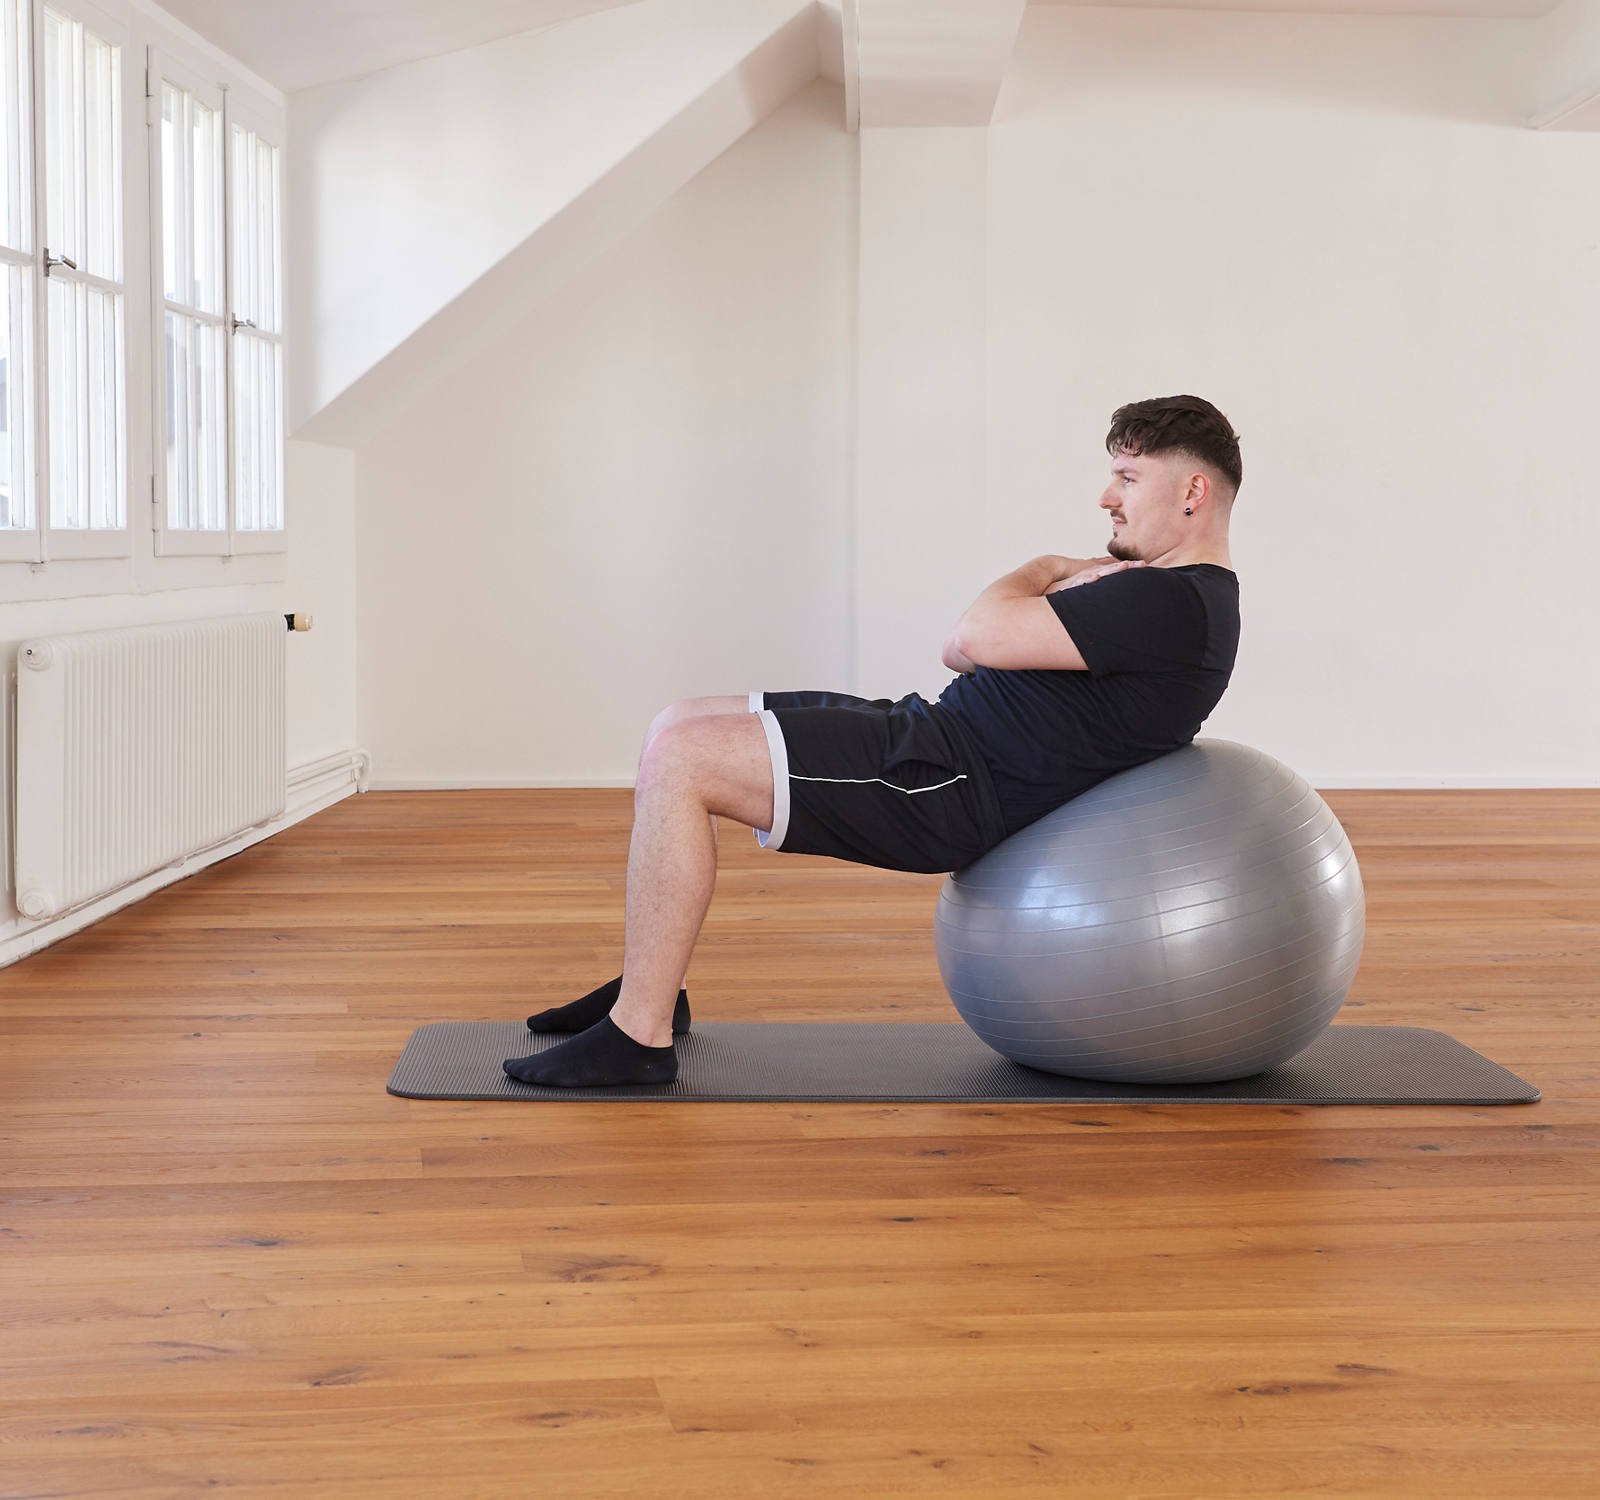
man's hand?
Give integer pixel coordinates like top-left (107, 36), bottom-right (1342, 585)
top-left (1046, 558), bottom-right (1146, 594)
top-left (953, 554), bottom-right (1143, 661)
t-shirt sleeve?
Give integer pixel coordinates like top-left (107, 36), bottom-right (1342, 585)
top-left (1045, 567), bottom-right (1209, 675)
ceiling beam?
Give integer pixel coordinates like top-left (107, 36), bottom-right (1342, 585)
top-left (844, 0), bottom-right (1029, 130)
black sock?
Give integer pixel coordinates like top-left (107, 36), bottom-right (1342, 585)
top-left (504, 1015), bottom-right (678, 1088)
top-left (527, 974), bottom-right (690, 1035)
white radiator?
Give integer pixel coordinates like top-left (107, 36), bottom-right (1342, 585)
top-left (14, 612), bottom-right (287, 922)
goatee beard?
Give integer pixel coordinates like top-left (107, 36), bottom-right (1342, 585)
top-left (1107, 536), bottom-right (1136, 562)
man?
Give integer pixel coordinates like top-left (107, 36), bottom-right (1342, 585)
top-left (506, 394), bottom-right (1242, 1088)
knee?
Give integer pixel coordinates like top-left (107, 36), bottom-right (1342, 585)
top-left (648, 701), bottom-right (688, 737)
top-left (639, 723), bottom-right (702, 791)
top-left (639, 702), bottom-right (688, 769)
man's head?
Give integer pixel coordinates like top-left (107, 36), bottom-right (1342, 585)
top-left (1099, 395), bottom-right (1242, 564)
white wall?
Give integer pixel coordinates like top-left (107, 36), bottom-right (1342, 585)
top-left (287, 0), bottom-right (819, 444)
top-left (854, 127), bottom-right (987, 702)
top-left (357, 78), bottom-right (855, 784)
top-left (354, 6), bottom-right (1597, 790)
top-left (986, 6), bottom-right (1599, 785)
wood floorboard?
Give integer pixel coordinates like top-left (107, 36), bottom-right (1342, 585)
top-left (2, 787), bottom-right (1598, 1497)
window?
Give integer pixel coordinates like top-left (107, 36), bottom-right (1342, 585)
top-left (44, 1), bottom-right (125, 549)
top-left (0, 0), bottom-right (129, 563)
top-left (154, 56), bottom-right (222, 542)
top-left (0, 2), bottom-right (284, 570)
top-left (225, 93), bottom-right (282, 539)
top-left (151, 50), bottom-right (282, 556)
top-left (0, 1), bottom-right (35, 540)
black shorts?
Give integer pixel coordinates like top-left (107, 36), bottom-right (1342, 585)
top-left (746, 689), bottom-right (1009, 875)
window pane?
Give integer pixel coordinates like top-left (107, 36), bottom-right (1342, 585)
top-left (232, 330), bottom-right (281, 532)
top-left (47, 274), bottom-right (121, 529)
top-left (43, 8), bottom-right (81, 268)
top-left (269, 339), bottom-right (282, 528)
top-left (233, 324), bottom-right (253, 529)
top-left (2, 0), bottom-right (31, 254)
top-left (161, 81), bottom-right (219, 316)
top-left (160, 83), bottom-right (179, 303)
top-left (47, 273), bottom-right (80, 527)
top-left (43, 10), bottom-right (119, 274)
top-left (0, 260), bottom-right (33, 527)
top-left (230, 122), bottom-right (280, 335)
top-left (195, 316), bottom-right (222, 527)
top-left (163, 307), bottom-right (188, 526)
top-left (164, 308), bottom-right (223, 530)
top-left (230, 122), bottom-right (247, 325)
top-left (40, 8), bottom-right (123, 533)
top-left (85, 282), bottom-right (121, 526)
top-left (194, 100), bottom-right (219, 314)
top-left (83, 27), bottom-right (118, 281)
top-left (230, 120), bottom-right (282, 534)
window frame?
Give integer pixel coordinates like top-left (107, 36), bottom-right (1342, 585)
top-left (0, 0), bottom-right (38, 561)
top-left (219, 81), bottom-right (283, 556)
top-left (38, 0), bottom-right (131, 561)
top-left (146, 42), bottom-right (225, 558)
top-left (0, 0), bottom-right (133, 565)
top-left (147, 51), bottom-right (286, 560)
top-left (0, 5), bottom-right (286, 589)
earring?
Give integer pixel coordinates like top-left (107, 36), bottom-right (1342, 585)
top-left (1184, 506), bottom-right (1193, 516)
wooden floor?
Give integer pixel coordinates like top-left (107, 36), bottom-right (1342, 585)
top-left (2, 787), bottom-right (1598, 1499)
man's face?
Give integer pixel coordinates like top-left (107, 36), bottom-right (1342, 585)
top-left (1099, 451), bottom-right (1172, 561)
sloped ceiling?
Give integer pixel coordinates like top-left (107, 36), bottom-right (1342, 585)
top-left (154, 0), bottom-right (1593, 129)
top-left (158, 0), bottom-right (1561, 97)
top-left (288, 0), bottom-right (828, 446)
top-left (276, 0), bottom-right (1595, 445)
top-left (151, 0), bottom-right (649, 93)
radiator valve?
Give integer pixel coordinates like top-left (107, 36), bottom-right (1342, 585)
top-left (16, 884), bottom-right (55, 921)
top-left (284, 613), bottom-right (313, 632)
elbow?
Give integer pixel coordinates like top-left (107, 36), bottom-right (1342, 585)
top-left (945, 630), bottom-right (981, 674)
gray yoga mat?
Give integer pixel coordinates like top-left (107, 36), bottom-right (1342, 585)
top-left (386, 1021), bottom-right (1539, 1105)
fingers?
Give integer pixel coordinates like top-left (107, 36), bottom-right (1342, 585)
top-left (1070, 559), bottom-right (1147, 588)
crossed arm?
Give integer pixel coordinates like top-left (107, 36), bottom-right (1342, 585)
top-left (941, 554), bottom-right (1139, 673)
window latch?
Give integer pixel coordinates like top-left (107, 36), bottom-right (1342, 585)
top-left (231, 317), bottom-right (257, 332)
top-left (43, 249), bottom-right (77, 277)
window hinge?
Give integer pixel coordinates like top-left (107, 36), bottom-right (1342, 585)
top-left (150, 473), bottom-right (159, 529)
top-left (145, 67), bottom-right (155, 127)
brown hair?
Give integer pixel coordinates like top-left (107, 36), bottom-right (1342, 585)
top-left (1106, 395), bottom-right (1242, 501)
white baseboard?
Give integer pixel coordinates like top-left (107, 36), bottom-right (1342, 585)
top-left (0, 748), bottom-right (371, 971)
top-left (9, 753), bottom-right (1588, 971)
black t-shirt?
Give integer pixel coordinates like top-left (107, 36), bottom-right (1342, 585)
top-left (933, 563), bottom-right (1240, 837)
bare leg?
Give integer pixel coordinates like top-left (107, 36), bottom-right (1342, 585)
top-left (505, 706), bottom-right (770, 1084)
top-left (609, 763), bottom-right (718, 1047)
top-left (639, 697), bottom-right (746, 990)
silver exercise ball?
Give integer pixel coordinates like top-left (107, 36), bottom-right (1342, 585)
top-left (935, 739), bottom-right (1365, 1085)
